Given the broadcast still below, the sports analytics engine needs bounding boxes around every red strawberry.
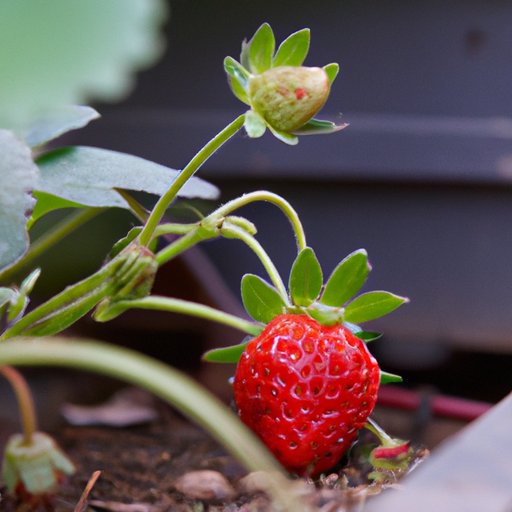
[233,313,380,476]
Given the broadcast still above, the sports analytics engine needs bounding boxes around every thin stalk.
[0,338,308,511]
[105,296,262,336]
[365,417,395,446]
[212,191,307,251]
[155,227,214,266]
[0,366,37,445]
[139,114,245,246]
[153,223,197,238]
[221,222,290,304]
[0,208,104,284]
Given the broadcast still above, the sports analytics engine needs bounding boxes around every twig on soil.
[74,470,102,512]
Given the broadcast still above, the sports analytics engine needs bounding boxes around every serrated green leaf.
[344,291,409,324]
[273,28,310,67]
[323,63,340,84]
[0,0,167,128]
[267,124,299,145]
[355,331,383,343]
[244,110,267,138]
[241,274,286,323]
[202,336,253,363]
[0,131,39,270]
[289,247,323,307]
[380,370,403,384]
[15,106,100,148]
[321,249,370,307]
[247,23,275,74]
[35,146,219,215]
[293,118,349,136]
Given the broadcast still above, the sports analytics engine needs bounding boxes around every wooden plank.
[365,393,512,512]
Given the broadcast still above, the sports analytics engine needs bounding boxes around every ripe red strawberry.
[233,313,380,476]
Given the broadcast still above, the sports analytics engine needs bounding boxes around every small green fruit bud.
[248,66,330,132]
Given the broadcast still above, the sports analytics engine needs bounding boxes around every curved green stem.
[222,222,290,305]
[102,296,263,336]
[155,227,213,266]
[0,338,308,511]
[153,223,197,238]
[213,191,307,252]
[365,417,395,446]
[0,208,104,285]
[0,366,37,445]
[138,114,246,247]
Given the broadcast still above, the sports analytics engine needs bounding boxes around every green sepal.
[356,331,383,343]
[293,118,348,136]
[267,124,299,145]
[241,274,286,323]
[380,370,403,384]
[109,227,142,259]
[344,291,409,324]
[320,249,371,307]
[288,247,323,307]
[202,335,253,363]
[224,57,251,95]
[323,63,340,84]
[247,23,275,74]
[7,269,41,323]
[244,110,267,138]
[273,28,310,67]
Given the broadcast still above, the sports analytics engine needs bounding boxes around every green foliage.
[273,29,310,67]
[0,131,39,270]
[246,23,275,74]
[203,336,253,363]
[380,370,403,384]
[344,291,409,324]
[321,249,371,307]
[289,247,323,307]
[241,274,286,323]
[33,146,219,223]
[0,0,167,128]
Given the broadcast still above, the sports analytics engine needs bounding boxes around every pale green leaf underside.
[0,131,39,270]
[15,106,100,148]
[0,0,167,128]
[244,110,267,138]
[35,146,219,217]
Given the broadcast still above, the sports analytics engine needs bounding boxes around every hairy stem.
[138,115,245,246]
[213,191,307,251]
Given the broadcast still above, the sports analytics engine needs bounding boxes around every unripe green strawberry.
[248,66,330,132]
[233,314,380,476]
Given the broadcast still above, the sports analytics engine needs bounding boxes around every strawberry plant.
[0,16,414,509]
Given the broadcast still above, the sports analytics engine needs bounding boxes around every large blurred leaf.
[33,146,219,222]
[0,131,39,270]
[15,106,100,148]
[0,0,167,128]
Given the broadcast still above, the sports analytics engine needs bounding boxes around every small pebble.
[174,470,236,501]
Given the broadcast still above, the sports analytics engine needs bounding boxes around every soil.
[0,399,428,512]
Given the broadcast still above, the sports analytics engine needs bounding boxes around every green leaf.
[321,249,371,307]
[380,370,403,384]
[29,192,84,226]
[247,23,275,74]
[344,291,409,324]
[293,118,349,136]
[0,0,167,128]
[228,76,251,105]
[35,146,219,214]
[0,131,39,270]
[244,110,267,138]
[241,274,286,323]
[289,247,323,307]
[267,124,298,145]
[15,106,100,148]
[273,28,310,67]
[323,63,340,84]
[355,331,383,343]
[203,336,253,363]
